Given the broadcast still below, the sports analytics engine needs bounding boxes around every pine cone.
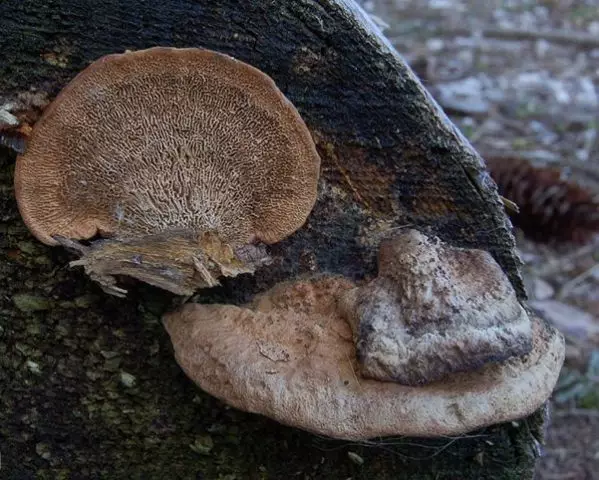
[485,156,599,244]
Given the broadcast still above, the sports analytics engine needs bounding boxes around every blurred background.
[358,1,599,479]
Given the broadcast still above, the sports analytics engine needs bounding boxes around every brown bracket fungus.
[339,229,533,386]
[163,276,564,440]
[14,47,320,296]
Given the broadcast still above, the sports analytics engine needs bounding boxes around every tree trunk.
[0,1,544,478]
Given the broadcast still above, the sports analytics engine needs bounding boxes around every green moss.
[12,293,53,312]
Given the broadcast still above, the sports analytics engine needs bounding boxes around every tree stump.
[0,1,547,478]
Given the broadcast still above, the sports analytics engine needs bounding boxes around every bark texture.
[0,0,545,478]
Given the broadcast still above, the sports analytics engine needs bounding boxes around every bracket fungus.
[14,47,320,296]
[163,275,564,440]
[340,229,533,385]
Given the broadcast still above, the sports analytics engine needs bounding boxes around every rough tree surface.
[0,0,544,478]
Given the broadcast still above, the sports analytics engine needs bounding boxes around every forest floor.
[363,1,599,479]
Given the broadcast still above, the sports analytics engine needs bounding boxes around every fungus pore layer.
[16,47,320,246]
[14,47,320,295]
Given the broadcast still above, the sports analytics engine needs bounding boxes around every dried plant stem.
[391,26,599,49]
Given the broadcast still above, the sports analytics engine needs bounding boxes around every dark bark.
[0,1,543,478]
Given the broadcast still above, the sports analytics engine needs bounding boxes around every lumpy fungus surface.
[163,275,564,440]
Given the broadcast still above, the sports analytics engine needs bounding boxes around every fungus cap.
[14,47,320,247]
[163,276,564,440]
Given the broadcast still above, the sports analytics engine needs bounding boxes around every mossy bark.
[0,0,544,478]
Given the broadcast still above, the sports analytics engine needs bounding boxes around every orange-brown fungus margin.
[13,47,321,295]
[14,47,320,247]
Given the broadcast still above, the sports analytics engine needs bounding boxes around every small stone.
[548,79,571,104]
[436,77,490,115]
[530,300,599,341]
[12,293,52,312]
[575,77,598,109]
[119,371,136,388]
[534,39,550,59]
[532,278,554,301]
[347,451,364,465]
[430,0,452,8]
[426,38,444,52]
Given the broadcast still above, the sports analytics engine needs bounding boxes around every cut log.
[0,0,548,478]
